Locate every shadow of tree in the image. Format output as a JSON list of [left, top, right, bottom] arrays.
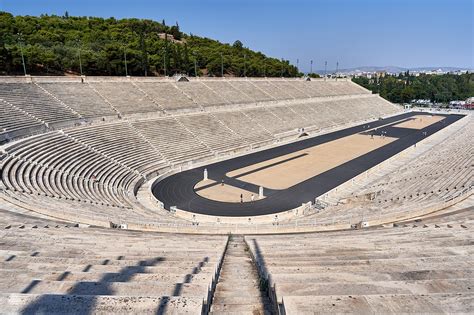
[[156, 256, 209, 315], [21, 256, 165, 314], [251, 238, 276, 313]]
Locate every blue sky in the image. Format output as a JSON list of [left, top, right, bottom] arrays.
[[2, 0, 473, 71]]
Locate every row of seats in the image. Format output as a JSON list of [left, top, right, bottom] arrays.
[[64, 123, 169, 174], [99, 79, 369, 110], [38, 82, 117, 118], [2, 132, 132, 205], [0, 83, 80, 125], [1, 189, 472, 313], [0, 79, 374, 140], [0, 99, 41, 130], [0, 208, 227, 314], [0, 93, 399, 226], [0, 130, 181, 225], [0, 78, 400, 227], [246, 209, 473, 314]]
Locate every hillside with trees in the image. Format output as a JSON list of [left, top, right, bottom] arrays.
[[0, 12, 299, 77], [352, 72, 474, 104]]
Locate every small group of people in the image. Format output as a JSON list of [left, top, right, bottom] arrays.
[[371, 128, 377, 139], [221, 179, 256, 203], [370, 128, 387, 139]]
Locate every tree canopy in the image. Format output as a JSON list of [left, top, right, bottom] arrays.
[[352, 72, 474, 103], [0, 12, 300, 77]]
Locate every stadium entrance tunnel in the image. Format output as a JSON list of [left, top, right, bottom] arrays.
[[151, 112, 464, 218]]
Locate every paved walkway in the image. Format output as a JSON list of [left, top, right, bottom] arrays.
[[211, 236, 273, 314]]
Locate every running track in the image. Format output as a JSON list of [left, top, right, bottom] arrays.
[[153, 112, 465, 216]]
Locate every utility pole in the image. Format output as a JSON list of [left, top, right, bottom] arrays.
[[324, 61, 327, 81], [310, 60, 313, 75], [193, 52, 198, 77], [17, 33, 27, 76], [79, 49, 83, 76], [243, 54, 247, 77], [140, 33, 147, 76], [220, 53, 224, 77], [281, 58, 284, 77], [163, 48, 167, 77], [296, 58, 299, 76], [77, 40, 83, 76], [336, 61, 339, 81], [124, 46, 128, 76]]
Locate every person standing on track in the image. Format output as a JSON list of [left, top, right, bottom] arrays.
[[251, 194, 255, 202], [240, 194, 243, 203]]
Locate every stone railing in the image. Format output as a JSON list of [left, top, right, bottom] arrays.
[[170, 202, 314, 225], [201, 235, 230, 314], [2, 182, 470, 235]]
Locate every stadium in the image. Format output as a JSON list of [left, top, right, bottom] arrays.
[[0, 3, 473, 315], [1, 75, 472, 313]]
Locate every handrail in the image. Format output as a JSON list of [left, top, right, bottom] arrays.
[[201, 234, 230, 314], [243, 236, 281, 314]]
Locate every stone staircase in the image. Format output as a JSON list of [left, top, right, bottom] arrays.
[[210, 235, 273, 314]]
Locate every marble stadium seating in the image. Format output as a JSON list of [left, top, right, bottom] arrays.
[[0, 76, 472, 314]]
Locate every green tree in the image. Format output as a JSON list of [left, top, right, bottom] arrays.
[[353, 72, 474, 104], [232, 40, 243, 49], [0, 12, 298, 77]]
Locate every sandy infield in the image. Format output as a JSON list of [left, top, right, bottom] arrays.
[[393, 115, 445, 129], [195, 179, 265, 203], [227, 133, 396, 189], [195, 114, 443, 200]]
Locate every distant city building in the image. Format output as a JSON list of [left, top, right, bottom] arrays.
[[157, 33, 185, 44], [349, 68, 470, 78], [461, 97, 474, 110], [411, 99, 432, 105], [449, 100, 466, 106]]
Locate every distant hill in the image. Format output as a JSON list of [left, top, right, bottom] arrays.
[[0, 12, 298, 77]]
